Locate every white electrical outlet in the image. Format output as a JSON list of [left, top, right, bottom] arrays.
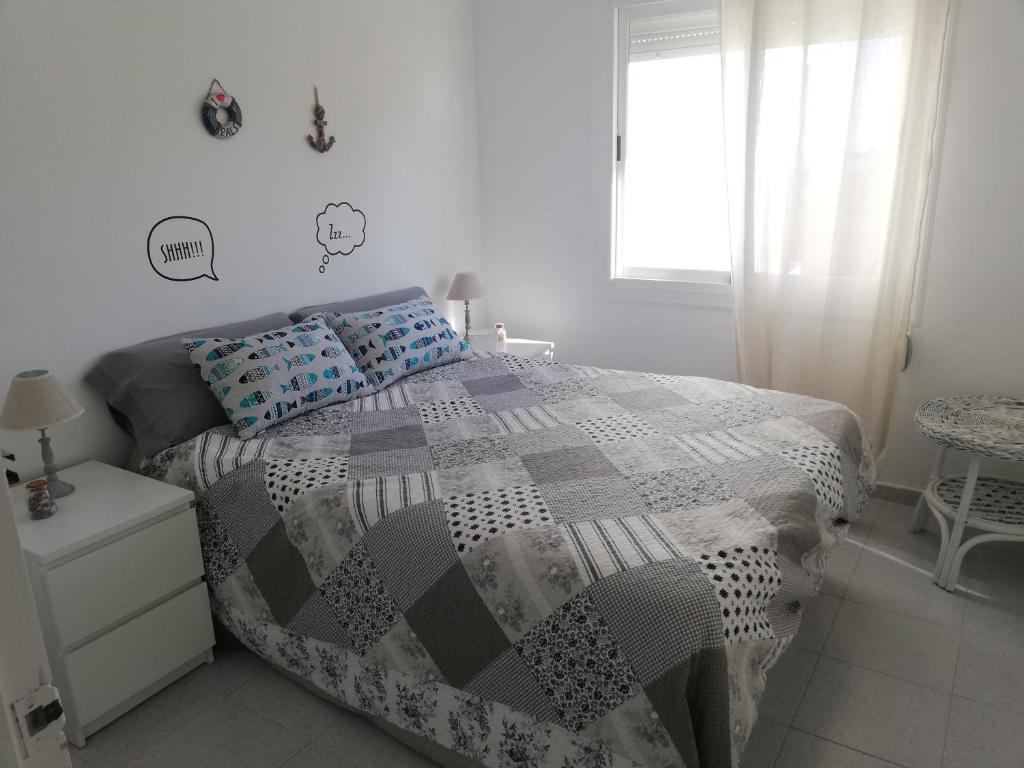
[[2, 449, 18, 485], [12, 684, 66, 757]]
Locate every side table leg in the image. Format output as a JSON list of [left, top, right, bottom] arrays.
[[937, 455, 981, 591], [931, 509, 951, 584], [910, 446, 946, 533]]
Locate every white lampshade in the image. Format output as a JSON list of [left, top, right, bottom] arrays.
[[446, 272, 485, 301], [0, 370, 84, 431]]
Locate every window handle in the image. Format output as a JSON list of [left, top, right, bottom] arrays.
[[616, 132, 623, 163]]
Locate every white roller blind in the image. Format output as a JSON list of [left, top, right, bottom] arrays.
[[629, 12, 719, 60]]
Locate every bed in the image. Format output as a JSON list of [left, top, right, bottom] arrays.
[[127, 354, 871, 768]]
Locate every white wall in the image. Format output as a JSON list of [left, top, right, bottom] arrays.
[[0, 0, 484, 477], [472, 0, 737, 378], [883, 0, 1024, 487], [473, 0, 1024, 489]]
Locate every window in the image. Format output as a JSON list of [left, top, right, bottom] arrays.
[[613, 3, 731, 286]]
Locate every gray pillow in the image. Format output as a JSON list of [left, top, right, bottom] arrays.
[[86, 312, 291, 457], [288, 286, 427, 323]]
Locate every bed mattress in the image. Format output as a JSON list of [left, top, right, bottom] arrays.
[[145, 352, 873, 768]]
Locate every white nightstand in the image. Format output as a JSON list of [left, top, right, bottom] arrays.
[[468, 330, 555, 361], [12, 461, 215, 747]]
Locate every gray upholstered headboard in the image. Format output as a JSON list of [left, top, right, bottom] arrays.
[[87, 286, 429, 456], [288, 286, 427, 323], [85, 312, 292, 456]]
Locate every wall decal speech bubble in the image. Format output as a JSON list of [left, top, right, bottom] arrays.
[[316, 202, 366, 257], [147, 216, 217, 282]]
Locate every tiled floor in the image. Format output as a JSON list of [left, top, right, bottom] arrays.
[[68, 640, 440, 768], [742, 499, 1024, 768], [68, 499, 1024, 768]]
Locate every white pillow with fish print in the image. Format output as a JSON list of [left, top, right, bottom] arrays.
[[315, 294, 471, 390], [182, 313, 369, 439]]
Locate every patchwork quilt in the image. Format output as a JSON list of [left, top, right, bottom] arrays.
[[145, 353, 873, 768]]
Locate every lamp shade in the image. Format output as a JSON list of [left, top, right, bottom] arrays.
[[0, 370, 84, 431], [446, 272, 485, 301]]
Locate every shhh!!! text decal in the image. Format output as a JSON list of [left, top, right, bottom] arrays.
[[147, 216, 218, 282], [162, 240, 206, 262]]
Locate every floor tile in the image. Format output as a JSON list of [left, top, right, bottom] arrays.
[[775, 729, 900, 768], [284, 743, 360, 767], [793, 656, 950, 768], [315, 706, 439, 768], [232, 667, 346, 741], [955, 630, 1024, 715], [942, 696, 1024, 768], [867, 503, 945, 571], [191, 646, 264, 695], [847, 498, 884, 544], [759, 647, 818, 725], [845, 549, 965, 628], [73, 669, 219, 768], [960, 547, 1024, 645], [961, 596, 1024, 647], [740, 716, 788, 768], [132, 694, 306, 768], [822, 601, 960, 691], [793, 593, 841, 653], [822, 541, 863, 598], [959, 538, 1024, 582]]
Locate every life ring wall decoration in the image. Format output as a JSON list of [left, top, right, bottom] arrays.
[[201, 79, 242, 139]]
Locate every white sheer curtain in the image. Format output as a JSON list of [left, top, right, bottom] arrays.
[[720, 0, 951, 457]]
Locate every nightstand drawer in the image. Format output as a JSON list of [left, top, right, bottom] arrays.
[[63, 583, 214, 728], [45, 507, 204, 647]]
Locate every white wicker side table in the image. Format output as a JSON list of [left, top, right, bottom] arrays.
[[909, 396, 1024, 591]]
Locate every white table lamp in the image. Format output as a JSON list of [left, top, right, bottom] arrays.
[[447, 272, 485, 341], [0, 370, 84, 498]]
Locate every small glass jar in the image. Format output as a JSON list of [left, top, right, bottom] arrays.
[[26, 479, 57, 520]]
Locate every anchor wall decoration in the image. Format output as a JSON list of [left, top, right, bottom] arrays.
[[307, 87, 335, 153]]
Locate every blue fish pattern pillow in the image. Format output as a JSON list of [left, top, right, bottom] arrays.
[[316, 295, 470, 389], [182, 314, 369, 439]]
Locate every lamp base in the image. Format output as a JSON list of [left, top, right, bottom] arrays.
[[38, 427, 75, 499], [46, 476, 76, 499]]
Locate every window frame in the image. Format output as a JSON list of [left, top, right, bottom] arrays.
[[609, 0, 733, 297], [590, 0, 953, 317]]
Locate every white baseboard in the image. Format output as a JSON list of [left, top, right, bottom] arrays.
[[872, 482, 922, 506]]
